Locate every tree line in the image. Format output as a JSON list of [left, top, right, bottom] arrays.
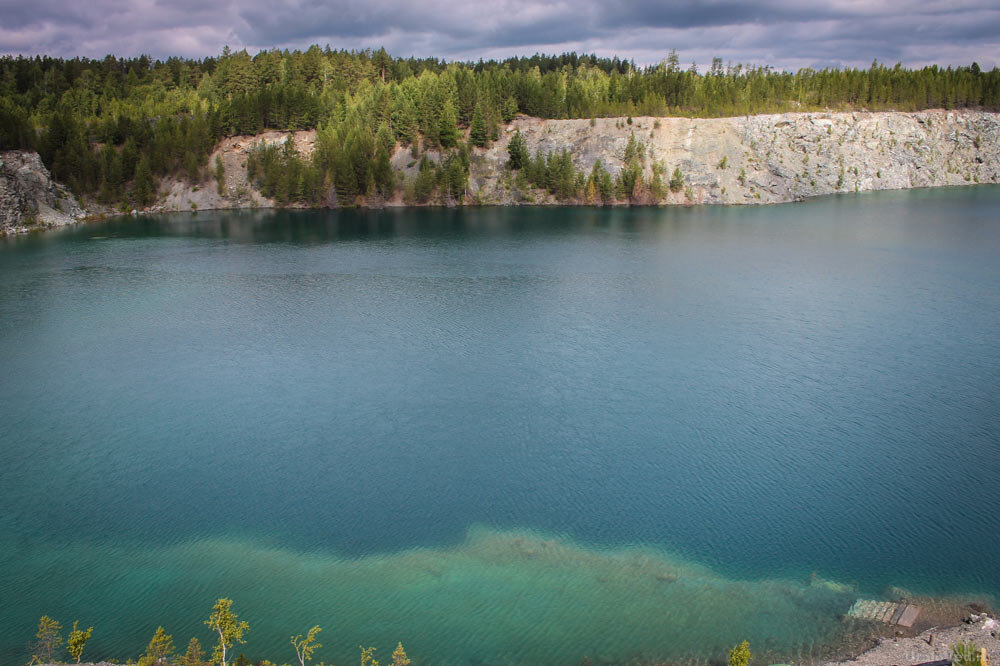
[[20, 607, 993, 666], [2, 46, 999, 209], [26, 598, 412, 666], [25, 598, 768, 666]]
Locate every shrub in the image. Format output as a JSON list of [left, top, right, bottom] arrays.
[[728, 640, 752, 666], [952, 640, 983, 666], [669, 167, 684, 192]]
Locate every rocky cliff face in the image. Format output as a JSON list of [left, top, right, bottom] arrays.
[[178, 110, 998, 209], [0, 150, 85, 235], [5, 111, 999, 231], [468, 110, 1000, 205]]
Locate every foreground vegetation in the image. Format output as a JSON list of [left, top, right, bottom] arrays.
[[24, 600, 774, 666], [27, 599, 409, 666], [2, 47, 999, 209], [20, 602, 994, 666]]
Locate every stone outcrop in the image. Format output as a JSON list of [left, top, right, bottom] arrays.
[[468, 110, 1000, 205], [6, 111, 1000, 231], [164, 110, 999, 210], [0, 150, 85, 235]]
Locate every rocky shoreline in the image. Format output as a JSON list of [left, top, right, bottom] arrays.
[[825, 613, 997, 666], [4, 110, 1000, 236], [0, 151, 85, 236], [27, 614, 999, 666]]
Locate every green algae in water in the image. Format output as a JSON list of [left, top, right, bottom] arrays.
[[0, 527, 857, 665]]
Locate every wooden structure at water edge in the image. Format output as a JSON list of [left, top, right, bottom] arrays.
[[847, 599, 921, 627]]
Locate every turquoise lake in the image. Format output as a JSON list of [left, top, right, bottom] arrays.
[[1, 188, 999, 665]]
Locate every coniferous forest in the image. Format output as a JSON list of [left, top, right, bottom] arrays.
[[2, 46, 999, 209]]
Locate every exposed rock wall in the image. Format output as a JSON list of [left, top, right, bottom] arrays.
[[470, 110, 1000, 205], [0, 150, 84, 234], [6, 111, 1000, 231], [173, 110, 997, 209]]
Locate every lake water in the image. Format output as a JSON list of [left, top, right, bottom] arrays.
[[2, 189, 999, 665]]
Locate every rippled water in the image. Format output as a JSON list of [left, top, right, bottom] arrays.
[[2, 189, 999, 665]]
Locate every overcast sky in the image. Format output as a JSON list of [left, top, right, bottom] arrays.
[[1, 0, 998, 71]]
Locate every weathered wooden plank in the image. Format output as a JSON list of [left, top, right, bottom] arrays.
[[889, 604, 906, 624], [897, 604, 921, 627]]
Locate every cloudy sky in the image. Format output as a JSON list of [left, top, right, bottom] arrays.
[[1, 0, 998, 71]]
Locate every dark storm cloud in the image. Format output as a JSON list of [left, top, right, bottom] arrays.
[[1, 0, 998, 70]]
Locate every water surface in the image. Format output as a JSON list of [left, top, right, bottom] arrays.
[[2, 189, 999, 664]]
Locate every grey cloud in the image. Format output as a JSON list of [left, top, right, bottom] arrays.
[[0, 0, 997, 70]]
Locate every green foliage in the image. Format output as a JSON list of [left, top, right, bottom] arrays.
[[717, 155, 728, 169], [32, 616, 63, 664], [391, 642, 411, 666], [291, 626, 322, 666], [438, 99, 460, 148], [215, 156, 226, 196], [67, 621, 93, 664], [501, 96, 519, 123], [590, 159, 615, 203], [469, 104, 488, 147], [623, 132, 645, 165], [650, 160, 666, 199], [669, 167, 684, 192], [133, 155, 155, 207], [177, 637, 208, 666], [205, 598, 250, 666], [6, 47, 999, 208], [507, 130, 529, 170], [440, 152, 468, 202], [137, 626, 174, 666], [247, 138, 330, 205], [360, 645, 379, 666], [728, 640, 752, 666], [952, 640, 983, 666]]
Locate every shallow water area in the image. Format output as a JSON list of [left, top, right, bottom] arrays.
[[2, 189, 999, 664]]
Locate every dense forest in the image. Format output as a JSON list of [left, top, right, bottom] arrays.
[[2, 46, 999, 208]]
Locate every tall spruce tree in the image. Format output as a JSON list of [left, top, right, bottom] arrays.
[[469, 104, 488, 147]]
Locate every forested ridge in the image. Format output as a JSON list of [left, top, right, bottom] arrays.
[[2, 46, 999, 209]]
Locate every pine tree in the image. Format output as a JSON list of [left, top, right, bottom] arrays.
[[133, 155, 154, 207], [438, 99, 460, 148], [215, 155, 226, 196], [390, 93, 419, 145], [32, 616, 63, 665], [502, 96, 519, 123], [469, 104, 488, 147], [177, 638, 207, 666], [669, 166, 684, 192], [391, 642, 411, 666], [507, 130, 528, 170], [138, 626, 174, 666]]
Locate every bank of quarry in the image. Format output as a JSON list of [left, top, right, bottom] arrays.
[[3, 110, 1000, 234]]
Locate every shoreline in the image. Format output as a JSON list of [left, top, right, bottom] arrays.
[[825, 613, 998, 665], [5, 109, 1000, 237], [5, 182, 1000, 240]]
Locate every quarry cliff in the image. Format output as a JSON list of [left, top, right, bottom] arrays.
[[159, 109, 1000, 210], [3, 110, 999, 234]]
